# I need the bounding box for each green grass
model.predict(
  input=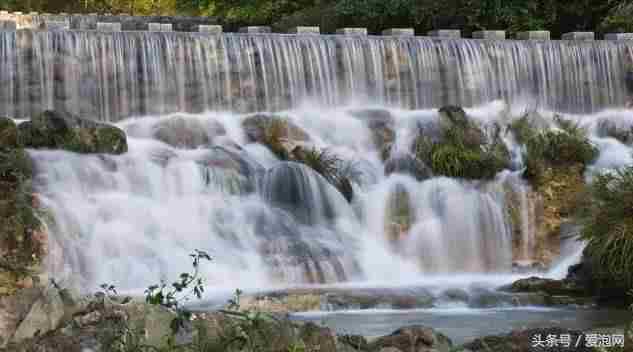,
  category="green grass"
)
[581,166,633,292]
